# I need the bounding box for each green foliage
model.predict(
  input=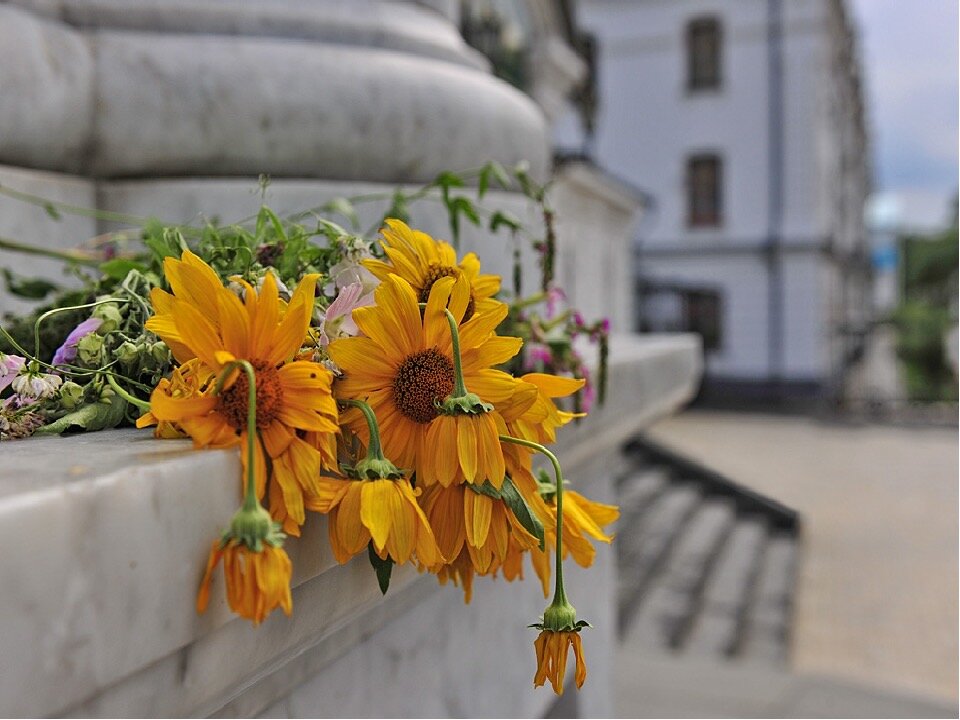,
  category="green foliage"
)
[893,221,959,401]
